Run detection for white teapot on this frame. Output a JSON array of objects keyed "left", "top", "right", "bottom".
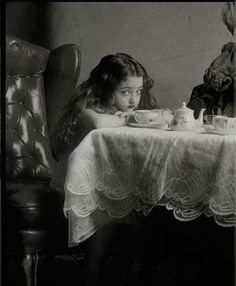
[{"left": 170, "top": 102, "right": 205, "bottom": 131}]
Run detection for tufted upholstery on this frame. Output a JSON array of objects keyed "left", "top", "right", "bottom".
[
  {"left": 6, "top": 35, "right": 54, "bottom": 179},
  {"left": 5, "top": 34, "right": 81, "bottom": 286}
]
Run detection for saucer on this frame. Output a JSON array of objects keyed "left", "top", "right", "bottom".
[
  {"left": 128, "top": 122, "right": 169, "bottom": 129},
  {"left": 204, "top": 126, "right": 236, "bottom": 135}
]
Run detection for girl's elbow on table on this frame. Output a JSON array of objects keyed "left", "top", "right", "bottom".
[
  {"left": 95, "top": 114, "right": 126, "bottom": 128},
  {"left": 81, "top": 108, "right": 126, "bottom": 129}
]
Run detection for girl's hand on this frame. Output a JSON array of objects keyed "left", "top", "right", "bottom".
[
  {"left": 114, "top": 111, "right": 124, "bottom": 117},
  {"left": 114, "top": 111, "right": 136, "bottom": 125},
  {"left": 123, "top": 111, "right": 136, "bottom": 123},
  {"left": 114, "top": 111, "right": 127, "bottom": 119},
  {"left": 114, "top": 111, "right": 135, "bottom": 118}
]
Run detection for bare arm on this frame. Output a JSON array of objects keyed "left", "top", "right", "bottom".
[{"left": 80, "top": 108, "right": 126, "bottom": 130}]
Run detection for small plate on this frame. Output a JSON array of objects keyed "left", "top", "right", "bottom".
[
  {"left": 128, "top": 122, "right": 169, "bottom": 129},
  {"left": 204, "top": 126, "right": 236, "bottom": 135}
]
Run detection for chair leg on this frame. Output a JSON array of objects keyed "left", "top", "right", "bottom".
[
  {"left": 22, "top": 251, "right": 39, "bottom": 286},
  {"left": 18, "top": 229, "right": 47, "bottom": 286}
]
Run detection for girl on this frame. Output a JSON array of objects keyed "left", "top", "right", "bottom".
[
  {"left": 51, "top": 53, "right": 156, "bottom": 286},
  {"left": 51, "top": 52, "right": 155, "bottom": 160}
]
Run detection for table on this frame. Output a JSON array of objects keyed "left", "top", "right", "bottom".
[{"left": 63, "top": 126, "right": 236, "bottom": 247}]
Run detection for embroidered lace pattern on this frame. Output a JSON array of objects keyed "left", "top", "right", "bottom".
[{"left": 63, "top": 127, "right": 236, "bottom": 246}]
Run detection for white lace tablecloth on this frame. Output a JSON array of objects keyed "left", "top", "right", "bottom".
[{"left": 64, "top": 127, "right": 236, "bottom": 247}]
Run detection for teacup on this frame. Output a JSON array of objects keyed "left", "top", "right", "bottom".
[
  {"left": 134, "top": 108, "right": 173, "bottom": 124},
  {"left": 213, "top": 116, "right": 236, "bottom": 129}
]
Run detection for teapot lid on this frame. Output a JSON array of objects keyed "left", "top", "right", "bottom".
[{"left": 178, "top": 102, "right": 193, "bottom": 112}]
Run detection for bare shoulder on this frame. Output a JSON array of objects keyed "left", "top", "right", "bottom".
[{"left": 81, "top": 108, "right": 98, "bottom": 117}]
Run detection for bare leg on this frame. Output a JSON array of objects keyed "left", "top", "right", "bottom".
[{"left": 84, "top": 224, "right": 119, "bottom": 286}]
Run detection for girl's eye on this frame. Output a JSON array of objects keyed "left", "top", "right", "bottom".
[
  {"left": 121, "top": 90, "right": 129, "bottom": 95},
  {"left": 136, "top": 89, "right": 142, "bottom": 95}
]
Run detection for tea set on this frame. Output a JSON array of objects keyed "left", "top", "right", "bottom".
[
  {"left": 130, "top": 108, "right": 173, "bottom": 129},
  {"left": 128, "top": 101, "right": 236, "bottom": 135}
]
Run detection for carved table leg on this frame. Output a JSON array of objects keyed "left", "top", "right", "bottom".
[{"left": 22, "top": 251, "right": 39, "bottom": 286}]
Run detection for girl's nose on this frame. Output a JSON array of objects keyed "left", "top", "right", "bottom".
[{"left": 129, "top": 94, "right": 135, "bottom": 103}]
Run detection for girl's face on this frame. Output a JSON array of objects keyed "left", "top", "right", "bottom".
[{"left": 111, "top": 76, "right": 143, "bottom": 112}]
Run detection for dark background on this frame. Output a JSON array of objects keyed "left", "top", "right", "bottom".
[{"left": 6, "top": 2, "right": 233, "bottom": 111}]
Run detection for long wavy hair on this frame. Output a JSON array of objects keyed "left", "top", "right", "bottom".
[{"left": 52, "top": 53, "right": 154, "bottom": 160}]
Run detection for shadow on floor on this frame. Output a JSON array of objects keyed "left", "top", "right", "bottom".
[{"left": 6, "top": 207, "right": 235, "bottom": 286}]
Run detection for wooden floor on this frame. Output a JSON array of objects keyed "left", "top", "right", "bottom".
[{"left": 6, "top": 207, "right": 235, "bottom": 286}]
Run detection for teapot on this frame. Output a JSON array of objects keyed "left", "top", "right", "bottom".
[{"left": 170, "top": 102, "right": 205, "bottom": 131}]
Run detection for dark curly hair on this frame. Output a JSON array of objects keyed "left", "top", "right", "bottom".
[{"left": 51, "top": 53, "right": 154, "bottom": 160}]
